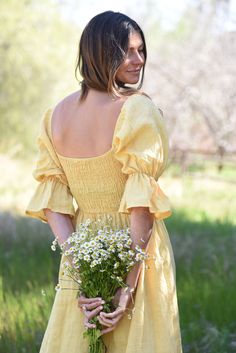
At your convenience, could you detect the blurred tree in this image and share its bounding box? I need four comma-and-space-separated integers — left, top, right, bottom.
0, 0, 79, 158
145, 0, 236, 157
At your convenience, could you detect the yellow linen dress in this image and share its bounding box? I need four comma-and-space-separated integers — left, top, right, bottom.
25, 94, 182, 353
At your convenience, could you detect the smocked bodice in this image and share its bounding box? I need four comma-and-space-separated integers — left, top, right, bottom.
58, 149, 128, 214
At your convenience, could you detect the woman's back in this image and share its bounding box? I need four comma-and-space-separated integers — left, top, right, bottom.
51, 89, 128, 159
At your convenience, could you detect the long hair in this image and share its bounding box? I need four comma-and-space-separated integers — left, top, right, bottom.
75, 11, 147, 101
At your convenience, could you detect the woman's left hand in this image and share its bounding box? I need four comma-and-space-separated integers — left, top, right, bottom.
78, 294, 105, 329
98, 288, 133, 334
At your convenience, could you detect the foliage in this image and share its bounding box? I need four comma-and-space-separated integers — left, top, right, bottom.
0, 214, 60, 352
145, 1, 236, 154
0, 0, 79, 157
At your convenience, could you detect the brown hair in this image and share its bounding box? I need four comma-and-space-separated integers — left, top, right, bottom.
75, 11, 147, 101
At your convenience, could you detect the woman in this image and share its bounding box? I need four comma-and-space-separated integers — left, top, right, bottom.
26, 10, 182, 353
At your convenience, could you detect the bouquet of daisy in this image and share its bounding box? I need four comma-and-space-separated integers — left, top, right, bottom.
51, 215, 147, 353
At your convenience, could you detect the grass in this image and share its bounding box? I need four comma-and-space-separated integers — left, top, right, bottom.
0, 156, 236, 352
0, 215, 60, 353
167, 214, 236, 352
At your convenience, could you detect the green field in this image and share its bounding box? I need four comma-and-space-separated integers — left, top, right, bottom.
1, 159, 236, 353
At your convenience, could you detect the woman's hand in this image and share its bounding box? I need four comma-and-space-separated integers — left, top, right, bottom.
98, 288, 133, 335
78, 295, 105, 329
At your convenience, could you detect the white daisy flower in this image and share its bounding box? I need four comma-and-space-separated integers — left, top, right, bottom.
84, 255, 90, 262
55, 284, 61, 292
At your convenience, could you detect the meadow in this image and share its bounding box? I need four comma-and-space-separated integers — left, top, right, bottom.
0, 157, 236, 353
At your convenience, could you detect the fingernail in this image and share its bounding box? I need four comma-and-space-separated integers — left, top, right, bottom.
101, 300, 105, 304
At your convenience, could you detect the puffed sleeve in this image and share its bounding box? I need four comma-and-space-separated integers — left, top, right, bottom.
113, 94, 171, 220
25, 109, 75, 223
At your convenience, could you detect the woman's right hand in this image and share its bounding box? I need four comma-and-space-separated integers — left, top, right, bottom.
98, 288, 133, 334
78, 295, 105, 329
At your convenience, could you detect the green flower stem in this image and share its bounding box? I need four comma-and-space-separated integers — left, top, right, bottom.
85, 326, 105, 353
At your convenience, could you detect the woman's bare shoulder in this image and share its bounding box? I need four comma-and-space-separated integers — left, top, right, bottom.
51, 90, 81, 139
53, 90, 81, 115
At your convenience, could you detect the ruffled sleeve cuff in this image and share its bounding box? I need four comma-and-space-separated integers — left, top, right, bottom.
25, 177, 75, 223
118, 173, 172, 220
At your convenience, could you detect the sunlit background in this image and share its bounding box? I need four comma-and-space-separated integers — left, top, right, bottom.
1, 1, 236, 352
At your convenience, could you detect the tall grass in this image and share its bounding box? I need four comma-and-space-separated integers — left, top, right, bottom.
1, 164, 236, 353
0, 214, 60, 353
167, 213, 236, 352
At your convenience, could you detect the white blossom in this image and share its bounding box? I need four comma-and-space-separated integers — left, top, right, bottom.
84, 254, 91, 262
55, 284, 61, 292
53, 217, 149, 298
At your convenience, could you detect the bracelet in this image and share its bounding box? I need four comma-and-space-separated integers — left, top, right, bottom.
124, 285, 136, 305
125, 286, 135, 294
